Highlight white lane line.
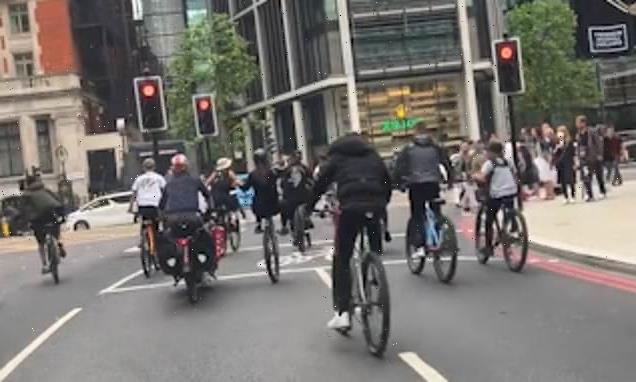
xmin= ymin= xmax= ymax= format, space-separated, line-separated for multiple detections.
xmin=0 ymin=308 xmax=82 ymax=382
xmin=399 ymin=352 xmax=448 ymax=382
xmin=98 ymin=270 xmax=144 ymax=295
xmin=314 ymin=268 xmax=332 ymax=289
xmin=123 ymin=246 xmax=140 ymax=254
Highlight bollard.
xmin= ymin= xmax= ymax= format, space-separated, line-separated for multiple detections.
xmin=1 ymin=216 xmax=10 ymax=238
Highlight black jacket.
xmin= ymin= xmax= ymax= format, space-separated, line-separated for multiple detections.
xmin=310 ymin=135 xmax=392 ymax=212
xmin=281 ymin=163 xmax=312 ymax=204
xmin=21 ymin=181 xmax=62 ymax=222
xmin=394 ymin=135 xmax=453 ymax=186
xmin=160 ymin=172 xmax=210 ymax=214
xmin=241 ymin=167 xmax=279 ymax=218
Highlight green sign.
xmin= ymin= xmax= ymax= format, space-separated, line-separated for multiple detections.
xmin=382 ymin=117 xmax=424 ymax=133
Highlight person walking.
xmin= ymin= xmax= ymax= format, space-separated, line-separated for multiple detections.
xmin=553 ymin=126 xmax=576 ymax=204
xmin=535 ymin=123 xmax=557 ymax=200
xmin=575 ymin=115 xmax=606 ymax=201
xmin=605 ymin=126 xmax=624 ymax=186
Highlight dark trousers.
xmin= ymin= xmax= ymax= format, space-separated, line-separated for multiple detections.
xmin=408 ymin=183 xmax=441 ymax=246
xmin=280 ymin=199 xmax=302 ymax=229
xmin=485 ymin=196 xmax=515 ymax=249
xmin=582 ymin=161 xmax=606 ymax=199
xmin=333 ymin=209 xmax=382 ymax=313
xmin=605 ymin=160 xmax=622 ymax=185
xmin=560 ymin=181 xmax=576 ymax=200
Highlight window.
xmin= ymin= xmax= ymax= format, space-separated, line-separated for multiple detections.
xmin=110 ymin=194 xmax=132 ymax=204
xmin=14 ymin=53 xmax=33 ymax=77
xmin=185 ymin=0 xmax=208 ymax=27
xmin=9 ymin=3 xmax=30 ymax=34
xmin=0 ymin=122 xmax=24 ymax=178
xmin=82 ymin=199 xmax=110 ymax=212
xmin=36 ymin=119 xmax=53 ymax=174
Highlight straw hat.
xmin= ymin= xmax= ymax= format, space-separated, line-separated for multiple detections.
xmin=216 ymin=157 xmax=233 ymax=171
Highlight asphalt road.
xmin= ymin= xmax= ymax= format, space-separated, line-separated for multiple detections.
xmin=1 ymin=204 xmax=636 ymax=382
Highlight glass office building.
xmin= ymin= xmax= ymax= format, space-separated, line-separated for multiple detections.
xmin=221 ymin=0 xmax=506 ymax=161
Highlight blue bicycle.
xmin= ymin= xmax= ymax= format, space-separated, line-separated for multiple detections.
xmin=405 ymin=199 xmax=458 ymax=283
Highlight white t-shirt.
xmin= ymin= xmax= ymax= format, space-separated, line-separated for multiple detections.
xmin=481 ymin=159 xmax=517 ymax=199
xmin=132 ymin=171 xmax=166 ymax=207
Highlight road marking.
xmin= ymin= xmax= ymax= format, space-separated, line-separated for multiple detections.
xmin=399 ymin=352 xmax=448 ymax=382
xmin=99 ymin=270 xmax=144 ymax=295
xmin=0 ymin=308 xmax=82 ymax=382
xmin=314 ymin=268 xmax=332 ymax=289
xmin=124 ymin=246 xmax=140 ymax=254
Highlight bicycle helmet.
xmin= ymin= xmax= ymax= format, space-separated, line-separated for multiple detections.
xmin=253 ymin=149 xmax=267 ymax=165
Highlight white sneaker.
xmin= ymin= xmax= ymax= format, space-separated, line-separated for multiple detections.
xmin=411 ymin=248 xmax=426 ymax=260
xmin=327 ymin=312 xmax=351 ymax=330
xmin=563 ymin=199 xmax=570 ymax=205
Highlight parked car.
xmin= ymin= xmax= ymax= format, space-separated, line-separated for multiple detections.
xmin=66 ymin=192 xmax=134 ymax=231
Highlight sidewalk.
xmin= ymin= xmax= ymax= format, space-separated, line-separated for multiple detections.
xmin=524 ymin=181 xmax=636 ymax=268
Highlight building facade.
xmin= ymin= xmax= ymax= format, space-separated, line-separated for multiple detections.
xmin=0 ymin=0 xmax=140 ymax=201
xmin=221 ymin=0 xmax=507 ymax=164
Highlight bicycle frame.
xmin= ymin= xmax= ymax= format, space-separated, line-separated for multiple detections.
xmin=424 ymin=205 xmax=442 ymax=250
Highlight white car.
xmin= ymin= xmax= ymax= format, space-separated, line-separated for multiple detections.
xmin=66 ymin=192 xmax=135 ymax=231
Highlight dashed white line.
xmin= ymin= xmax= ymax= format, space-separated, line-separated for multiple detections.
xmin=314 ymin=268 xmax=332 ymax=289
xmin=99 ymin=270 xmax=144 ymax=295
xmin=399 ymin=352 xmax=449 ymax=382
xmin=0 ymin=308 xmax=82 ymax=382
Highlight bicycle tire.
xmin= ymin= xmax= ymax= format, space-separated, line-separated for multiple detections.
xmin=47 ymin=236 xmax=60 ymax=284
xmin=140 ymin=229 xmax=152 ymax=278
xmin=433 ymin=215 xmax=458 ymax=283
xmin=229 ymin=217 xmax=241 ymax=253
xmin=474 ymin=205 xmax=490 ymax=265
xmin=185 ymin=273 xmax=199 ymax=304
xmin=405 ymin=219 xmax=425 ymax=275
xmin=361 ymin=252 xmax=390 ymax=357
xmin=502 ymin=210 xmax=529 ymax=273
xmin=264 ymin=221 xmax=280 ymax=283
xmin=293 ymin=207 xmax=306 ymax=253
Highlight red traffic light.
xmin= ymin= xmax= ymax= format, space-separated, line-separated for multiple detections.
xmin=141 ymin=83 xmax=157 ymax=98
xmin=499 ymin=45 xmax=514 ymax=61
xmin=197 ymin=98 xmax=211 ymax=111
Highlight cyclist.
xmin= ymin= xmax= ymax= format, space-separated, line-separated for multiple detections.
xmin=279 ymin=150 xmax=312 ymax=235
xmin=393 ymin=126 xmax=452 ymax=256
xmin=472 ymin=141 xmax=518 ymax=258
xmin=207 ymin=157 xmax=244 ymax=219
xmin=306 ymin=133 xmax=392 ymax=330
xmin=241 ymin=149 xmax=280 ymax=234
xmin=21 ymin=170 xmax=66 ymax=274
xmin=129 ymin=158 xmax=166 ymax=233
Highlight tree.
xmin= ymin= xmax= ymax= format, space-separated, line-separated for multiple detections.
xmin=167 ymin=15 xmax=257 ymax=142
xmin=508 ymin=0 xmax=599 ymax=122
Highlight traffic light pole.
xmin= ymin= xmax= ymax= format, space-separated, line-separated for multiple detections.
xmin=204 ymin=138 xmax=212 ymax=170
xmin=507 ymin=95 xmax=523 ymax=210
xmin=151 ymin=133 xmax=159 ymax=167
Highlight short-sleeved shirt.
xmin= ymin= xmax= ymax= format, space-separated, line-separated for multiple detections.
xmin=132 ymin=171 xmax=166 ymax=208
xmin=481 ymin=159 xmax=517 ymax=199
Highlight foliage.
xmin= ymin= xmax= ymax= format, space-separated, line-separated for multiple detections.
xmin=167 ymin=15 xmax=257 ymax=142
xmin=508 ymin=0 xmax=600 ymax=122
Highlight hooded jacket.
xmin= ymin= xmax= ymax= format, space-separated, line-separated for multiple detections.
xmin=394 ymin=135 xmax=452 ymax=185
xmin=310 ymin=134 xmax=391 ymax=212
xmin=21 ymin=181 xmax=62 ymax=222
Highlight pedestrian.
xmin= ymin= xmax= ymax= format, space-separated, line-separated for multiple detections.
xmin=575 ymin=115 xmax=606 ymax=201
xmin=534 ymin=123 xmax=557 ymax=200
xmin=553 ymin=126 xmax=576 ymax=204
xmin=604 ymin=125 xmax=624 ymax=186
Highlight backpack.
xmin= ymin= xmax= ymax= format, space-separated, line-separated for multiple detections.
xmin=477 ymin=158 xmax=513 ymax=201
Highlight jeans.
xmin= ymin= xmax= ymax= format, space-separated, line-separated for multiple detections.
xmin=560 ymin=182 xmax=576 ymax=200
xmin=485 ymin=196 xmax=515 ymax=249
xmin=333 ymin=209 xmax=382 ymax=314
xmin=582 ymin=161 xmax=606 ymax=199
xmin=408 ymin=183 xmax=441 ymax=247
xmin=605 ymin=160 xmax=622 ymax=185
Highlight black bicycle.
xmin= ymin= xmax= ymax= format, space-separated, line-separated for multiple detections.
xmin=336 ymin=211 xmax=391 ymax=357
xmin=292 ymin=205 xmax=312 ymax=254
xmin=474 ymin=200 xmax=528 ymax=272
xmin=43 ymin=220 xmax=63 ymax=284
xmin=262 ymin=216 xmax=280 ymax=283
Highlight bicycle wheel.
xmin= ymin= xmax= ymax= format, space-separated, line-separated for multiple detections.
xmin=263 ymin=221 xmax=280 ymax=283
xmin=47 ymin=236 xmax=60 ymax=284
xmin=405 ymin=219 xmax=425 ymax=275
xmin=433 ymin=215 xmax=458 ymax=283
xmin=185 ymin=273 xmax=200 ymax=304
xmin=474 ymin=205 xmax=490 ymax=265
xmin=140 ymin=229 xmax=152 ymax=278
xmin=229 ymin=216 xmax=241 ymax=253
xmin=361 ymin=252 xmax=390 ymax=357
xmin=502 ymin=210 xmax=529 ymax=273
xmin=293 ymin=207 xmax=307 ymax=253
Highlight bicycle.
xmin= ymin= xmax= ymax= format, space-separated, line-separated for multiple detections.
xmin=261 ymin=216 xmax=280 ymax=283
xmin=139 ymin=217 xmax=160 ymax=278
xmin=43 ymin=219 xmax=64 ymax=284
xmin=335 ymin=211 xmax=391 ymax=357
xmin=292 ymin=205 xmax=312 ymax=254
xmin=474 ymin=199 xmax=528 ymax=272
xmin=405 ymin=199 xmax=458 ymax=283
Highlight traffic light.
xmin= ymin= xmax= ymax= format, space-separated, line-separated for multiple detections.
xmin=134 ymin=76 xmax=168 ymax=132
xmin=493 ymin=38 xmax=525 ymax=95
xmin=192 ymin=94 xmax=219 ymax=137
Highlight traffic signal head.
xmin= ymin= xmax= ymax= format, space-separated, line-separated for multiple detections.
xmin=193 ymin=94 xmax=218 ymax=137
xmin=134 ymin=76 xmax=168 ymax=132
xmin=493 ymin=38 xmax=525 ymax=95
